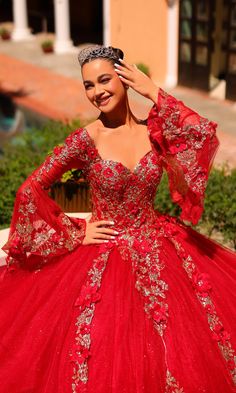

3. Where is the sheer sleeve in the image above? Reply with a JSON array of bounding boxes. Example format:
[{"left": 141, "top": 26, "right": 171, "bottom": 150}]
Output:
[
  {"left": 2, "top": 128, "right": 96, "bottom": 271},
  {"left": 147, "top": 88, "right": 219, "bottom": 225}
]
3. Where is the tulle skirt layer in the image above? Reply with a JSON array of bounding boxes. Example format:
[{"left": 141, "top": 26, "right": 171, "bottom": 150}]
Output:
[{"left": 0, "top": 225, "right": 235, "bottom": 393}]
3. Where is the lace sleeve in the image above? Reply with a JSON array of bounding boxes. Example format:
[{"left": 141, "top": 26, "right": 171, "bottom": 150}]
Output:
[
  {"left": 147, "top": 88, "right": 219, "bottom": 225},
  {"left": 2, "top": 128, "right": 96, "bottom": 271}
]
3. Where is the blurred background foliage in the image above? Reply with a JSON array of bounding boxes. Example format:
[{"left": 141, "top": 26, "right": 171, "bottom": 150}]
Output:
[
  {"left": 0, "top": 120, "right": 81, "bottom": 228},
  {"left": 0, "top": 121, "right": 235, "bottom": 249},
  {"left": 154, "top": 169, "right": 236, "bottom": 249}
]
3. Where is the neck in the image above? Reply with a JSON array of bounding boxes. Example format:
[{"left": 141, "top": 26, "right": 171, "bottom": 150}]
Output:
[{"left": 98, "top": 95, "right": 138, "bottom": 129}]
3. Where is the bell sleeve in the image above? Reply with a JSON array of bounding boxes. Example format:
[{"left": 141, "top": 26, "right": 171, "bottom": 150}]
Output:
[
  {"left": 147, "top": 88, "right": 219, "bottom": 225},
  {"left": 2, "top": 128, "right": 95, "bottom": 270}
]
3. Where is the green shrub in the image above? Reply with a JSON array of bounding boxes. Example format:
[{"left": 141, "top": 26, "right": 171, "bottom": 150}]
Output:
[
  {"left": 201, "top": 167, "right": 236, "bottom": 248},
  {"left": 154, "top": 172, "right": 180, "bottom": 216},
  {"left": 135, "top": 62, "right": 150, "bottom": 76},
  {"left": 0, "top": 120, "right": 81, "bottom": 229},
  {"left": 154, "top": 168, "right": 236, "bottom": 249},
  {"left": 41, "top": 40, "right": 54, "bottom": 50}
]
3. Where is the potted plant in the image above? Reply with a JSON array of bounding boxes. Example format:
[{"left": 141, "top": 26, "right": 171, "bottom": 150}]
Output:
[
  {"left": 41, "top": 39, "right": 54, "bottom": 53},
  {"left": 135, "top": 62, "right": 151, "bottom": 77},
  {"left": 0, "top": 28, "right": 11, "bottom": 40},
  {"left": 49, "top": 165, "right": 91, "bottom": 213}
]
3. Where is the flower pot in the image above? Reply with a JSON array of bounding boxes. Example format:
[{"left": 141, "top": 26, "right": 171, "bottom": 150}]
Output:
[
  {"left": 50, "top": 181, "right": 91, "bottom": 212},
  {"left": 42, "top": 46, "right": 54, "bottom": 54},
  {"left": 1, "top": 33, "right": 11, "bottom": 40}
]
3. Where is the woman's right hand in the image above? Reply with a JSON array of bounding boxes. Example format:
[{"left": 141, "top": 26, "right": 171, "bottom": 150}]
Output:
[{"left": 82, "top": 220, "right": 119, "bottom": 245}]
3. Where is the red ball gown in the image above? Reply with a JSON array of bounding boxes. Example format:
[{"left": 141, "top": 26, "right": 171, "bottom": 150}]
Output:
[{"left": 0, "top": 89, "right": 235, "bottom": 393}]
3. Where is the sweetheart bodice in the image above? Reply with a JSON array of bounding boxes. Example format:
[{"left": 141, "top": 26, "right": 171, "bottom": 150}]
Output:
[{"left": 81, "top": 129, "right": 163, "bottom": 229}]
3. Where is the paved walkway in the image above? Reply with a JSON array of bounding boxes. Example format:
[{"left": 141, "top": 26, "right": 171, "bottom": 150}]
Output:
[{"left": 0, "top": 39, "right": 236, "bottom": 167}]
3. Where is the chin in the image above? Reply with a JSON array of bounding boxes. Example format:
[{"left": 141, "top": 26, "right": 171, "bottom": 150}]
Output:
[
  {"left": 96, "top": 102, "right": 117, "bottom": 113},
  {"left": 99, "top": 106, "right": 115, "bottom": 113}
]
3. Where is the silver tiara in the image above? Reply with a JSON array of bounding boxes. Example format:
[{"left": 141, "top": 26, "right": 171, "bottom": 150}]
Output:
[{"left": 78, "top": 45, "right": 120, "bottom": 66}]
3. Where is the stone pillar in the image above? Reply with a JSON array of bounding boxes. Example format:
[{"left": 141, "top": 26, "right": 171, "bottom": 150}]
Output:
[
  {"left": 103, "top": 0, "right": 111, "bottom": 46},
  {"left": 165, "top": 0, "right": 179, "bottom": 88},
  {"left": 12, "top": 0, "right": 34, "bottom": 41},
  {"left": 54, "top": 0, "right": 74, "bottom": 54}
]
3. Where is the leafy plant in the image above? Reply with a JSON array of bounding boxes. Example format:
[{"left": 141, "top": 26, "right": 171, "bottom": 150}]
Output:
[
  {"left": 201, "top": 167, "right": 236, "bottom": 248},
  {"left": 154, "top": 168, "right": 236, "bottom": 249},
  {"left": 135, "top": 62, "right": 150, "bottom": 76},
  {"left": 0, "top": 27, "right": 11, "bottom": 39},
  {"left": 61, "top": 168, "right": 85, "bottom": 183},
  {"left": 0, "top": 119, "right": 81, "bottom": 229},
  {"left": 41, "top": 40, "right": 54, "bottom": 51}
]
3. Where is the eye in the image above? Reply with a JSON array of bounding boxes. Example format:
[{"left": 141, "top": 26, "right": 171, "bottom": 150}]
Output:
[
  {"left": 101, "top": 78, "right": 110, "bottom": 84},
  {"left": 84, "top": 84, "right": 93, "bottom": 90}
]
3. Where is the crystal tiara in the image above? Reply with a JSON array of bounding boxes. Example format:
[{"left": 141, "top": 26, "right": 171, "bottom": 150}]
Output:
[{"left": 78, "top": 45, "right": 121, "bottom": 66}]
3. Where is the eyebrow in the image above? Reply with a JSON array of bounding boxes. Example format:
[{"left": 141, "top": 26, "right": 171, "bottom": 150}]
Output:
[{"left": 83, "top": 73, "right": 112, "bottom": 84}]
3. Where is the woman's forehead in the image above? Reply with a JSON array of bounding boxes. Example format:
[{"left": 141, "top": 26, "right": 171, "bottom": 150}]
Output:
[{"left": 82, "top": 59, "right": 114, "bottom": 78}]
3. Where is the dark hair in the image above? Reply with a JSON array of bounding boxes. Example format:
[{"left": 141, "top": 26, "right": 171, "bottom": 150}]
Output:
[
  {"left": 110, "top": 47, "right": 124, "bottom": 64},
  {"left": 103, "top": 47, "right": 124, "bottom": 67}
]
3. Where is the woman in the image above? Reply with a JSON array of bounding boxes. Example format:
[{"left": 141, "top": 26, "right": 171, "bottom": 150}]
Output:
[{"left": 0, "top": 45, "right": 235, "bottom": 393}]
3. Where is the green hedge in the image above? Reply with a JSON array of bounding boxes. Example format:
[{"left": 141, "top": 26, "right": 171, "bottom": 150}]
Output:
[
  {"left": 0, "top": 120, "right": 81, "bottom": 228},
  {"left": 154, "top": 168, "right": 236, "bottom": 249},
  {"left": 1, "top": 122, "right": 235, "bottom": 249}
]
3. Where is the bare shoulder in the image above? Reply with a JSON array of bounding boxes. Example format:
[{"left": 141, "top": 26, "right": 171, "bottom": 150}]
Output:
[{"left": 84, "top": 120, "right": 101, "bottom": 142}]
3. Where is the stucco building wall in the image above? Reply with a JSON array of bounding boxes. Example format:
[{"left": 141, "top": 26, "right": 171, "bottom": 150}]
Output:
[{"left": 110, "top": 0, "right": 168, "bottom": 84}]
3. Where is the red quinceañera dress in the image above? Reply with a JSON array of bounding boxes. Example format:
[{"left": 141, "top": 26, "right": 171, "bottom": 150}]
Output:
[{"left": 0, "top": 89, "right": 235, "bottom": 393}]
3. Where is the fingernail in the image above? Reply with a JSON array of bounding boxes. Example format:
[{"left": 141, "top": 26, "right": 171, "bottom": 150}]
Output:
[
  {"left": 118, "top": 75, "right": 123, "bottom": 78},
  {"left": 114, "top": 63, "right": 120, "bottom": 67},
  {"left": 118, "top": 58, "right": 123, "bottom": 61},
  {"left": 114, "top": 68, "right": 120, "bottom": 72},
  {"left": 109, "top": 221, "right": 115, "bottom": 225},
  {"left": 104, "top": 240, "right": 109, "bottom": 242},
  {"left": 113, "top": 231, "right": 119, "bottom": 235}
]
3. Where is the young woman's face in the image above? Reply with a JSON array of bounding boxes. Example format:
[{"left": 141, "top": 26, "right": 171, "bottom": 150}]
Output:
[{"left": 81, "top": 58, "right": 127, "bottom": 112}]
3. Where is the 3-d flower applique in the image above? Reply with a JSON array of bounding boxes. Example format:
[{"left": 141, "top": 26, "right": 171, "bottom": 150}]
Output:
[
  {"left": 94, "top": 162, "right": 103, "bottom": 172},
  {"left": 71, "top": 345, "right": 91, "bottom": 365},
  {"left": 133, "top": 238, "right": 151, "bottom": 256},
  {"left": 8, "top": 237, "right": 25, "bottom": 259},
  {"left": 126, "top": 201, "right": 139, "bottom": 215},
  {"left": 164, "top": 222, "right": 179, "bottom": 237},
  {"left": 77, "top": 323, "right": 90, "bottom": 335},
  {"left": 53, "top": 145, "right": 63, "bottom": 155},
  {"left": 205, "top": 303, "right": 215, "bottom": 315},
  {"left": 103, "top": 167, "right": 114, "bottom": 178},
  {"left": 74, "top": 284, "right": 101, "bottom": 309},
  {"left": 151, "top": 304, "right": 168, "bottom": 324},
  {"left": 87, "top": 147, "right": 98, "bottom": 159},
  {"left": 115, "top": 162, "right": 125, "bottom": 174},
  {"left": 212, "top": 323, "right": 231, "bottom": 344},
  {"left": 168, "top": 137, "right": 188, "bottom": 154},
  {"left": 192, "top": 272, "right": 212, "bottom": 297}
]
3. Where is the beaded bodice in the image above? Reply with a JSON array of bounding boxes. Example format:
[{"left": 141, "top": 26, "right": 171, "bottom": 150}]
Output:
[{"left": 83, "top": 129, "right": 163, "bottom": 230}]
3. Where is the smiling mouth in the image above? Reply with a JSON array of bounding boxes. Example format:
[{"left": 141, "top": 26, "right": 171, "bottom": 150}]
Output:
[{"left": 96, "top": 96, "right": 112, "bottom": 106}]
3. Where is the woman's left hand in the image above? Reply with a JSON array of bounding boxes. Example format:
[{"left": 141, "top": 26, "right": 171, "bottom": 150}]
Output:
[{"left": 114, "top": 58, "right": 159, "bottom": 102}]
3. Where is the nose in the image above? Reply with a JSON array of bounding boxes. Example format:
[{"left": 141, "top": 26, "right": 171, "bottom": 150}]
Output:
[{"left": 94, "top": 84, "right": 105, "bottom": 98}]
